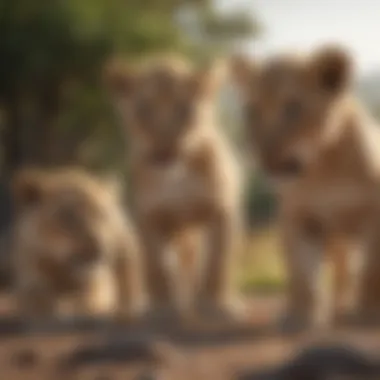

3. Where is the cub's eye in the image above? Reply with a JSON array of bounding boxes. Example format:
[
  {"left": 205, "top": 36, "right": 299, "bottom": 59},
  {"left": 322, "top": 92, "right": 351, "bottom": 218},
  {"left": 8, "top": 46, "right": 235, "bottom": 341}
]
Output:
[
  {"left": 283, "top": 100, "right": 303, "bottom": 123},
  {"left": 175, "top": 103, "right": 193, "bottom": 123},
  {"left": 55, "top": 206, "right": 80, "bottom": 229}
]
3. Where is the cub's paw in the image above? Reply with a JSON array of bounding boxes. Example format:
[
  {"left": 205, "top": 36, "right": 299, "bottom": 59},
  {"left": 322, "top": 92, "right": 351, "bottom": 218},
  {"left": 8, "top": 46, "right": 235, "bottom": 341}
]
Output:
[
  {"left": 114, "top": 299, "right": 149, "bottom": 326},
  {"left": 143, "top": 304, "right": 184, "bottom": 327},
  {"left": 275, "top": 312, "right": 313, "bottom": 335},
  {"left": 344, "top": 310, "right": 380, "bottom": 328}
]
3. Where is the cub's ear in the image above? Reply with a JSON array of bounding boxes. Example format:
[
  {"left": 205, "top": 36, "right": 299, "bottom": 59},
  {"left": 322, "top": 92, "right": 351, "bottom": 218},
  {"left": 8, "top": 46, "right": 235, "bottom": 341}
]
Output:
[
  {"left": 310, "top": 45, "right": 353, "bottom": 94},
  {"left": 11, "top": 169, "right": 47, "bottom": 211},
  {"left": 103, "top": 58, "right": 135, "bottom": 100},
  {"left": 100, "top": 172, "right": 123, "bottom": 200},
  {"left": 228, "top": 54, "right": 256, "bottom": 93}
]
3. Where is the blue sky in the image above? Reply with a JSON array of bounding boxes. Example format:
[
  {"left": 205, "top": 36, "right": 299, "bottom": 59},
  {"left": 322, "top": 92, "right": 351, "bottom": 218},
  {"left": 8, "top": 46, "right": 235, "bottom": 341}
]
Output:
[{"left": 219, "top": 0, "right": 380, "bottom": 75}]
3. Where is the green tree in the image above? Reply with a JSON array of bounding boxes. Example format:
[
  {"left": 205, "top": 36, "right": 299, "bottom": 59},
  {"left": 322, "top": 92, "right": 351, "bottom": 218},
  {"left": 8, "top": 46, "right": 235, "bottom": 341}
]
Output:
[
  {"left": 0, "top": 0, "right": 183, "bottom": 174},
  {"left": 0, "top": 0, "right": 259, "bottom": 175}
]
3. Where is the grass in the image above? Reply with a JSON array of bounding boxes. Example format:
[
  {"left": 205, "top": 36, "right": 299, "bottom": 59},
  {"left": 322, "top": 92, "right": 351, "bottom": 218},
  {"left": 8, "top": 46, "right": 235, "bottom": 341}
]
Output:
[
  {"left": 238, "top": 224, "right": 286, "bottom": 295},
  {"left": 238, "top": 224, "right": 334, "bottom": 295}
]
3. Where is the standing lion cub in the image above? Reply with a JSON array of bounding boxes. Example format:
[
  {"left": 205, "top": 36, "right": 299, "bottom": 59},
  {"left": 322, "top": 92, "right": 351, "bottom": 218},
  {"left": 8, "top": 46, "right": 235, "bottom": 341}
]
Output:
[
  {"left": 105, "top": 57, "right": 244, "bottom": 322},
  {"left": 11, "top": 168, "right": 146, "bottom": 322},
  {"left": 231, "top": 45, "right": 380, "bottom": 331}
]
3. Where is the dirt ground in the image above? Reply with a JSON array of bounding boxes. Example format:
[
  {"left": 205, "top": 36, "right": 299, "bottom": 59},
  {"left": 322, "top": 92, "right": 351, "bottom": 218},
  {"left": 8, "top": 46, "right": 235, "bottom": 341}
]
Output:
[{"left": 1, "top": 293, "right": 380, "bottom": 380}]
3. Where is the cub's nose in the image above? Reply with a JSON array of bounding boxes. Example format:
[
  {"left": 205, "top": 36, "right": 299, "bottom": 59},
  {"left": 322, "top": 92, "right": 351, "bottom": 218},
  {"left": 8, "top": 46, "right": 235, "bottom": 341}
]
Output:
[{"left": 277, "top": 156, "right": 304, "bottom": 176}]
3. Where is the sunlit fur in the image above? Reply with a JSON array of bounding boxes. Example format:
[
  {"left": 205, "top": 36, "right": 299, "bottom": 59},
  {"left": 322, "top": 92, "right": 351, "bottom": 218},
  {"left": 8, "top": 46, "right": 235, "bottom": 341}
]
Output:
[
  {"left": 231, "top": 45, "right": 380, "bottom": 330},
  {"left": 11, "top": 168, "right": 147, "bottom": 322},
  {"left": 106, "top": 56, "right": 244, "bottom": 323}
]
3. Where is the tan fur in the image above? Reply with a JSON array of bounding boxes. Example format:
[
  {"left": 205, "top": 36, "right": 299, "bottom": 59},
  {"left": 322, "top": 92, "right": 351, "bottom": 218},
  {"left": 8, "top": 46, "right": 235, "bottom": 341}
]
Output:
[
  {"left": 106, "top": 57, "right": 244, "bottom": 322},
  {"left": 231, "top": 45, "right": 380, "bottom": 330},
  {"left": 11, "top": 167, "right": 147, "bottom": 322}
]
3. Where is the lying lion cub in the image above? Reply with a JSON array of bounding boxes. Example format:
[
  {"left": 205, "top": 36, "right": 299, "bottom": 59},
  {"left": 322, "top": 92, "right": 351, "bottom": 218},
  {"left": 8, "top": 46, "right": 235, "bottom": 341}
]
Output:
[
  {"left": 231, "top": 45, "right": 380, "bottom": 330},
  {"left": 11, "top": 168, "right": 146, "bottom": 322}
]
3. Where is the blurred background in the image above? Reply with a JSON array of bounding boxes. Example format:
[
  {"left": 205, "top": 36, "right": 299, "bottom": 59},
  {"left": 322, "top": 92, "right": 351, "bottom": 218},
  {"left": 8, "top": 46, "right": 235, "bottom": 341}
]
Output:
[
  {"left": 2, "top": 1, "right": 380, "bottom": 379},
  {"left": 1, "top": 0, "right": 380, "bottom": 295},
  {"left": 0, "top": 0, "right": 380, "bottom": 380}
]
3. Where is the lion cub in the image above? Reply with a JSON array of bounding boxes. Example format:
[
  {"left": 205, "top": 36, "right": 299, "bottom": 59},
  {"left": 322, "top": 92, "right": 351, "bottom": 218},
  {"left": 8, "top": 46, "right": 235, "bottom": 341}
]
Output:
[
  {"left": 231, "top": 45, "right": 380, "bottom": 330},
  {"left": 11, "top": 168, "right": 146, "bottom": 322},
  {"left": 106, "top": 57, "right": 243, "bottom": 322}
]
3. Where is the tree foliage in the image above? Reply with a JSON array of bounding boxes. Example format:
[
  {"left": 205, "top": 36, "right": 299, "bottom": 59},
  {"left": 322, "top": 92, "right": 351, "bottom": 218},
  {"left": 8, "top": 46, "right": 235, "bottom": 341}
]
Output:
[{"left": 0, "top": 0, "right": 258, "bottom": 174}]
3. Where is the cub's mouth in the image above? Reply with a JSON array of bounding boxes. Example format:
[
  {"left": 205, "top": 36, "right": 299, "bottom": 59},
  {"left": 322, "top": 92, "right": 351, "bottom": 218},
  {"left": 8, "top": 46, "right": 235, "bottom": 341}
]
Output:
[
  {"left": 274, "top": 157, "right": 305, "bottom": 177},
  {"left": 148, "top": 148, "right": 179, "bottom": 166}
]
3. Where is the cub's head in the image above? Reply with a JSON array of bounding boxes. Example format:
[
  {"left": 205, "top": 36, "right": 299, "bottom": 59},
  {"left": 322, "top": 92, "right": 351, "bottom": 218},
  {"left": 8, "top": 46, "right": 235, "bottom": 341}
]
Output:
[
  {"left": 12, "top": 168, "right": 121, "bottom": 288},
  {"left": 230, "top": 45, "right": 354, "bottom": 183},
  {"left": 105, "top": 57, "right": 220, "bottom": 164}
]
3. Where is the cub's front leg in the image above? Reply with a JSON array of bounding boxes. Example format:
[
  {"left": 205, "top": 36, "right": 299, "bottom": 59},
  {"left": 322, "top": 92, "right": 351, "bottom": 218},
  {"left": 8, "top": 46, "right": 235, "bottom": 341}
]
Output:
[
  {"left": 14, "top": 271, "right": 59, "bottom": 331},
  {"left": 16, "top": 280, "right": 56, "bottom": 320},
  {"left": 198, "top": 208, "right": 244, "bottom": 323},
  {"left": 329, "top": 237, "right": 367, "bottom": 325},
  {"left": 278, "top": 216, "right": 327, "bottom": 333},
  {"left": 140, "top": 223, "right": 179, "bottom": 321},
  {"left": 172, "top": 229, "right": 201, "bottom": 323},
  {"left": 112, "top": 227, "right": 149, "bottom": 323},
  {"left": 73, "top": 265, "right": 116, "bottom": 318},
  {"left": 355, "top": 223, "right": 380, "bottom": 325}
]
